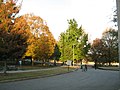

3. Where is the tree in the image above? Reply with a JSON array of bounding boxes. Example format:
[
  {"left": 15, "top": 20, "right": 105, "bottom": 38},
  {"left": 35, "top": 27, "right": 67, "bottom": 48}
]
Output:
[
  {"left": 0, "top": 0, "right": 20, "bottom": 58},
  {"left": 90, "top": 38, "right": 103, "bottom": 67},
  {"left": 0, "top": 0, "right": 29, "bottom": 74},
  {"left": 101, "top": 28, "right": 118, "bottom": 65},
  {"left": 23, "top": 14, "right": 56, "bottom": 64},
  {"left": 23, "top": 14, "right": 44, "bottom": 37},
  {"left": 58, "top": 19, "right": 90, "bottom": 64},
  {"left": 52, "top": 44, "right": 61, "bottom": 60},
  {"left": 50, "top": 44, "right": 61, "bottom": 66},
  {"left": 58, "top": 32, "right": 65, "bottom": 62},
  {"left": 90, "top": 28, "right": 118, "bottom": 66},
  {"left": 10, "top": 16, "right": 30, "bottom": 59}
]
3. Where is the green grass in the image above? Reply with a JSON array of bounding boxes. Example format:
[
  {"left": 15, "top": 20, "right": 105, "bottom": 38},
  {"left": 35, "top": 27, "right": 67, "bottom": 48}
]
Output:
[
  {"left": 17, "top": 65, "right": 51, "bottom": 70},
  {"left": 0, "top": 67, "right": 75, "bottom": 82}
]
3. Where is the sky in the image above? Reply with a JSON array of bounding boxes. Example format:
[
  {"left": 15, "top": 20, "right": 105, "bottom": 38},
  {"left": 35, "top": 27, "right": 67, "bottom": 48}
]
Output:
[{"left": 18, "top": 0, "right": 116, "bottom": 41}]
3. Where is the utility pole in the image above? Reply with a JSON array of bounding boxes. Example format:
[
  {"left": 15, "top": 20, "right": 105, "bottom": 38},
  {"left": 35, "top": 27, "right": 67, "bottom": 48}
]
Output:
[
  {"left": 62, "top": 34, "right": 65, "bottom": 63},
  {"left": 116, "top": 0, "right": 120, "bottom": 84}
]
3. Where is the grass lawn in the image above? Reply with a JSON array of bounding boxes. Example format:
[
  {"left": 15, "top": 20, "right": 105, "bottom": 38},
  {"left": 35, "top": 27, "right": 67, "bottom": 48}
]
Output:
[
  {"left": 17, "top": 65, "right": 53, "bottom": 70},
  {"left": 0, "top": 66, "right": 76, "bottom": 82}
]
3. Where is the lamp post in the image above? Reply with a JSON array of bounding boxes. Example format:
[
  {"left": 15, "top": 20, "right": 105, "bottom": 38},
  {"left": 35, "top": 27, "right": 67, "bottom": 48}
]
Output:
[
  {"left": 73, "top": 44, "right": 75, "bottom": 66},
  {"left": 116, "top": 0, "right": 120, "bottom": 83}
]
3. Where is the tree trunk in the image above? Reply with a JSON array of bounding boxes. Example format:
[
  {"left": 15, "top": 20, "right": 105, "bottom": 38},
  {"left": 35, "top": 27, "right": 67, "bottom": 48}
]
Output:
[
  {"left": 109, "top": 61, "right": 111, "bottom": 66},
  {"left": 32, "top": 58, "right": 34, "bottom": 66},
  {"left": 4, "top": 61, "right": 7, "bottom": 75},
  {"left": 54, "top": 58, "right": 56, "bottom": 66},
  {"left": 94, "top": 59, "right": 97, "bottom": 70}
]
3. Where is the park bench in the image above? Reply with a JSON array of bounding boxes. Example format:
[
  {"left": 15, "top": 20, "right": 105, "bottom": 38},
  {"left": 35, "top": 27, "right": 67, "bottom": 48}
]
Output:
[{"left": 7, "top": 65, "right": 18, "bottom": 71}]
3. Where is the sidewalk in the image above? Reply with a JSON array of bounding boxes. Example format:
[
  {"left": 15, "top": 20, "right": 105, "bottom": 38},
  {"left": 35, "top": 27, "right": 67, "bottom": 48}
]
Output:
[
  {"left": 98, "top": 67, "right": 119, "bottom": 71},
  {"left": 0, "top": 67, "right": 60, "bottom": 74}
]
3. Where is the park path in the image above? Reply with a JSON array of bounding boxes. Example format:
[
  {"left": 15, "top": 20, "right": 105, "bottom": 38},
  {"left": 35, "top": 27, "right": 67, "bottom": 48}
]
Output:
[
  {"left": 0, "top": 68, "right": 119, "bottom": 90},
  {"left": 0, "top": 67, "right": 61, "bottom": 73}
]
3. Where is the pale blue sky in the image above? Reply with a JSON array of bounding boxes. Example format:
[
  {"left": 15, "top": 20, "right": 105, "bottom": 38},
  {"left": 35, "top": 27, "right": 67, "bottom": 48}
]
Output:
[{"left": 19, "top": 0, "right": 116, "bottom": 41}]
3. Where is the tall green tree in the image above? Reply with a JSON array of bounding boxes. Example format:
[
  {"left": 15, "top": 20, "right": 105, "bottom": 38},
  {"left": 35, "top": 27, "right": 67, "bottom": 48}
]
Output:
[{"left": 58, "top": 19, "right": 90, "bottom": 63}]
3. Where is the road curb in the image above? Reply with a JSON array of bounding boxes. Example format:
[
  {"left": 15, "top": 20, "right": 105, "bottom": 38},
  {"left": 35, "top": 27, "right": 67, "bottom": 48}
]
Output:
[{"left": 98, "top": 67, "right": 119, "bottom": 71}]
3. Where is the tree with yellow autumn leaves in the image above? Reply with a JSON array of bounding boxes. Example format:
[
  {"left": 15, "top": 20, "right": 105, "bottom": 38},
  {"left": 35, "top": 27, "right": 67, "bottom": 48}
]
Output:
[
  {"left": 23, "top": 14, "right": 56, "bottom": 65},
  {"left": 0, "top": 0, "right": 56, "bottom": 73}
]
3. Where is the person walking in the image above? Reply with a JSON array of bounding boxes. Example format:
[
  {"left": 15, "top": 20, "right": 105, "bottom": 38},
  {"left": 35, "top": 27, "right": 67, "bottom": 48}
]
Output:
[
  {"left": 82, "top": 65, "right": 84, "bottom": 72},
  {"left": 85, "top": 64, "right": 87, "bottom": 71},
  {"left": 82, "top": 65, "right": 86, "bottom": 72}
]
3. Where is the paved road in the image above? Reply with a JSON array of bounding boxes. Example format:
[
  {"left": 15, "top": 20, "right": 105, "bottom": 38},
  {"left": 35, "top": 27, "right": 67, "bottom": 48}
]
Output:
[{"left": 0, "top": 68, "right": 119, "bottom": 90}]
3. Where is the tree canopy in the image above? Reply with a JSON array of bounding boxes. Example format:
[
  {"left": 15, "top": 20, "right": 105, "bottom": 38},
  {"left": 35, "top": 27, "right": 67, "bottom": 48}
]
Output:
[
  {"left": 0, "top": 1, "right": 56, "bottom": 64},
  {"left": 0, "top": 0, "right": 29, "bottom": 60},
  {"left": 90, "top": 28, "right": 118, "bottom": 65},
  {"left": 58, "top": 19, "right": 90, "bottom": 63},
  {"left": 23, "top": 14, "right": 56, "bottom": 62}
]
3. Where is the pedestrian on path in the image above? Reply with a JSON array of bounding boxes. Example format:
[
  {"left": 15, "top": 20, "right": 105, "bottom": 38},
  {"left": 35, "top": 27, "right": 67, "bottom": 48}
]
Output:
[
  {"left": 82, "top": 64, "right": 87, "bottom": 72},
  {"left": 85, "top": 64, "right": 87, "bottom": 71},
  {"left": 82, "top": 65, "right": 85, "bottom": 72},
  {"left": 80, "top": 64, "right": 83, "bottom": 69}
]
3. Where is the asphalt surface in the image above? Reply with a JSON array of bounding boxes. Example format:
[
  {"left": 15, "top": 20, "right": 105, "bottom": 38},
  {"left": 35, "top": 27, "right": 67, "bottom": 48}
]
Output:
[{"left": 0, "top": 68, "right": 119, "bottom": 90}]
